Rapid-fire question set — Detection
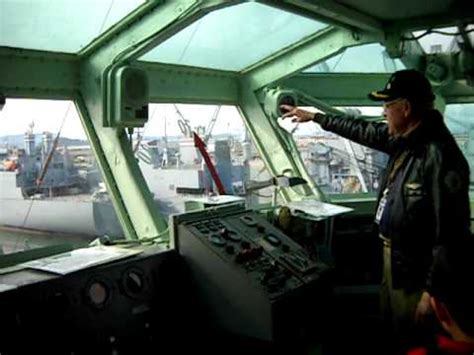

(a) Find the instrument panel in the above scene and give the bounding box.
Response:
[0,247,191,354]
[0,207,332,353]
[173,206,332,343]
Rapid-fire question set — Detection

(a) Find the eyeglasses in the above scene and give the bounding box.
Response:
[383,98,405,109]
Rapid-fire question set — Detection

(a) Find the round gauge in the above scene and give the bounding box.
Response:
[123,269,146,296]
[85,279,110,308]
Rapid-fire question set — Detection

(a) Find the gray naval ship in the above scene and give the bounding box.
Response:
[0,128,250,240]
[0,129,110,237]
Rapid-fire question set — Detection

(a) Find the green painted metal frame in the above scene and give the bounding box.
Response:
[258,0,383,33]
[74,96,140,240]
[236,25,381,203]
[279,73,391,106]
[139,62,240,105]
[266,0,474,35]
[385,11,474,34]
[242,26,381,90]
[238,89,321,203]
[76,0,239,240]
[0,47,78,99]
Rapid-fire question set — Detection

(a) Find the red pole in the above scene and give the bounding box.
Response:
[193,132,227,195]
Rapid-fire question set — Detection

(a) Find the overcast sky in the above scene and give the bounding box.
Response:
[0,98,386,145]
[0,99,247,141]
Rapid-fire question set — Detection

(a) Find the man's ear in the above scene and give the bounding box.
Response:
[403,99,412,117]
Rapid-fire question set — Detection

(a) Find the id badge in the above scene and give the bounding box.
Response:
[375,188,389,224]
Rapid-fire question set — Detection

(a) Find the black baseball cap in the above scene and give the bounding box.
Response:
[368,69,435,103]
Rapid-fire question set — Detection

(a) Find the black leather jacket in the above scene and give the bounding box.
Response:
[318,110,471,290]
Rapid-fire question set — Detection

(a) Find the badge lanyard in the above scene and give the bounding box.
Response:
[375,150,409,225]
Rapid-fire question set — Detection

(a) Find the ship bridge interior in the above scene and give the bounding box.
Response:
[0,0,473,354]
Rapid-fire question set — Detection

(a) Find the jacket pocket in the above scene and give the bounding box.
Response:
[403,182,426,220]
[404,182,423,197]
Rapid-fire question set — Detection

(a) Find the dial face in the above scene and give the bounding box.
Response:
[125,271,144,294]
[88,281,108,307]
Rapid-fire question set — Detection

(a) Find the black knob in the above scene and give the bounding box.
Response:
[279,95,296,115]
[220,228,242,242]
[264,234,281,246]
[257,225,265,233]
[209,234,226,246]
[235,252,245,264]
[282,244,290,253]
[254,246,264,257]
[225,245,235,255]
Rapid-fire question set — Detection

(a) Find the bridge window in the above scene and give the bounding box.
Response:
[141,3,327,71]
[0,98,121,254]
[0,0,145,53]
[279,106,387,195]
[304,43,405,73]
[445,103,474,191]
[134,104,272,217]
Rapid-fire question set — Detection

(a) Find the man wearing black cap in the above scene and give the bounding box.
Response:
[281,69,471,348]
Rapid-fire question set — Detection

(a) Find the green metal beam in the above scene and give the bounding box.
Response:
[239,90,323,203]
[279,73,474,106]
[74,96,138,240]
[138,61,240,104]
[441,80,474,104]
[382,31,425,71]
[259,0,383,33]
[242,27,381,90]
[0,47,78,99]
[398,36,425,70]
[385,10,474,34]
[78,0,237,240]
[279,73,390,106]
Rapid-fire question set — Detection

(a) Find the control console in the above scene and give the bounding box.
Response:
[172,205,331,343]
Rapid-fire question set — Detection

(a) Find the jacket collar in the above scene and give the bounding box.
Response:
[391,109,445,149]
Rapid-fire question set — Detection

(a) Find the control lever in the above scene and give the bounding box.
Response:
[244,176,307,192]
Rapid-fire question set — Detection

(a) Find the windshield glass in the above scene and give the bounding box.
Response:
[0,0,145,53]
[0,99,120,255]
[134,104,273,218]
[141,2,328,71]
[279,106,387,195]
